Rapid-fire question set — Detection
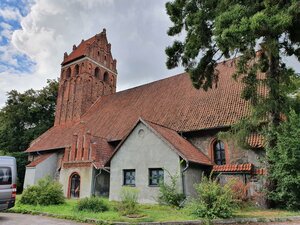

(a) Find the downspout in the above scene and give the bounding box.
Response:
[181,159,189,197]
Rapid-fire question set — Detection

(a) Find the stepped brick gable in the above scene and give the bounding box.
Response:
[55,29,117,125]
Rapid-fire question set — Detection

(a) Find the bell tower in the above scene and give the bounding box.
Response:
[54,29,117,126]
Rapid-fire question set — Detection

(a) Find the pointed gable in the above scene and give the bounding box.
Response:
[109,119,212,166]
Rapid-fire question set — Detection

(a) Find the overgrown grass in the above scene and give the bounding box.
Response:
[10,196,300,224]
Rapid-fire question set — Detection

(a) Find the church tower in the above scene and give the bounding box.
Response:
[54,29,117,126]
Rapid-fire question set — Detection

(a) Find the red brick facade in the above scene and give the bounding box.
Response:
[54,29,117,126]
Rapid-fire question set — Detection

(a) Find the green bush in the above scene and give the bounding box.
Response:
[118,186,139,215]
[20,176,65,205]
[158,171,185,207]
[76,197,109,212]
[186,176,236,220]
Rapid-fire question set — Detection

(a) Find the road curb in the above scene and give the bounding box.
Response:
[7,210,300,225]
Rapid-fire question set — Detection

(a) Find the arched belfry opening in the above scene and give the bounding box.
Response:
[95,67,100,79]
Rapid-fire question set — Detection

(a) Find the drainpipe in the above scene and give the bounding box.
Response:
[181,159,189,197]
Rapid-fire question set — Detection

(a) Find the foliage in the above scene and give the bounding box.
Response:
[11,197,300,224]
[186,176,236,220]
[20,176,65,206]
[227,177,251,206]
[165,0,300,209]
[0,79,58,153]
[7,152,28,193]
[267,111,300,210]
[165,0,300,143]
[76,197,109,212]
[118,186,139,215]
[158,170,185,207]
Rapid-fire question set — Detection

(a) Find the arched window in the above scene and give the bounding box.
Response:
[103,72,109,82]
[66,67,71,79]
[74,64,79,76]
[94,67,100,78]
[69,173,80,198]
[213,140,226,165]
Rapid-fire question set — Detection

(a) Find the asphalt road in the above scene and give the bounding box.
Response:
[0,213,93,225]
[1,213,300,225]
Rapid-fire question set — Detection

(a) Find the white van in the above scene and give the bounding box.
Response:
[0,156,17,211]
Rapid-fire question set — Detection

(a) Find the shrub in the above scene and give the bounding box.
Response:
[77,197,109,212]
[186,176,236,220]
[228,178,250,205]
[158,170,185,207]
[20,176,65,205]
[19,185,40,205]
[118,186,139,215]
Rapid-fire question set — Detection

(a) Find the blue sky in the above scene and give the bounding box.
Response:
[0,0,34,74]
[0,0,299,107]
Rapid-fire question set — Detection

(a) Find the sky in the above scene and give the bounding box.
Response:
[0,0,184,107]
[0,0,299,107]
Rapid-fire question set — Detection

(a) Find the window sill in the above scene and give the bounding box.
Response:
[122,184,136,187]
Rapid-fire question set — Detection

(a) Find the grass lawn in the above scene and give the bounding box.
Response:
[10,197,300,224]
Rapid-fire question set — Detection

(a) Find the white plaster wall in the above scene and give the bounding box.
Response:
[23,167,36,188]
[35,153,58,181]
[23,153,58,189]
[109,123,182,204]
[59,166,93,198]
[183,165,204,198]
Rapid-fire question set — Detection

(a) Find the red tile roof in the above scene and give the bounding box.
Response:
[26,153,53,167]
[27,60,256,153]
[146,120,212,165]
[253,168,266,175]
[62,36,96,65]
[247,133,265,148]
[212,163,253,173]
[90,136,114,169]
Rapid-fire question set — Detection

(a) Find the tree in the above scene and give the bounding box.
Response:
[165,0,299,130]
[165,0,300,207]
[0,79,58,153]
[267,111,300,210]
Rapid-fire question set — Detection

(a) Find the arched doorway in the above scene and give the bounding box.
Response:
[69,173,80,198]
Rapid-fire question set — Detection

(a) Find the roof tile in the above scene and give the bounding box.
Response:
[27,60,264,153]
[213,163,253,173]
[26,153,53,167]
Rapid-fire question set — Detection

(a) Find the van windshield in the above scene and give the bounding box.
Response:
[0,167,12,185]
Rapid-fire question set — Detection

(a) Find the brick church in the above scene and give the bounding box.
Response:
[24,29,265,203]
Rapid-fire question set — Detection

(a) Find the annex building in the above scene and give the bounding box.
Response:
[24,29,265,203]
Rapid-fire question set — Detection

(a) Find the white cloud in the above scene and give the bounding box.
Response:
[0,0,183,108]
[0,7,22,21]
[3,0,299,108]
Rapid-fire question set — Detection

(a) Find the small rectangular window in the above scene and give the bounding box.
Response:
[149,168,164,186]
[0,167,12,185]
[123,169,135,186]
